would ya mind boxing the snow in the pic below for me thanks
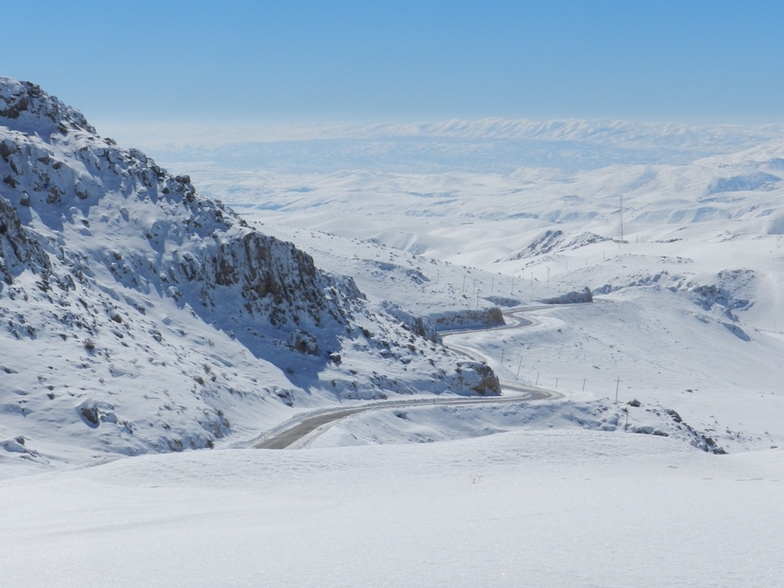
[2,432,782,587]
[305,397,724,452]
[439,297,784,453]
[142,120,784,454]
[4,78,784,586]
[0,77,498,476]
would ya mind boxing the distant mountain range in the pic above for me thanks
[104,115,784,174]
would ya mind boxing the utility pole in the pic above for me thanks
[500,348,505,365]
[615,376,621,405]
[582,378,586,391]
[517,356,523,378]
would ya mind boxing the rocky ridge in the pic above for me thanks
[0,78,498,473]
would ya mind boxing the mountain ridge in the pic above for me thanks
[0,77,498,475]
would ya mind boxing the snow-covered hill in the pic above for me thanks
[0,78,499,477]
[139,111,784,455]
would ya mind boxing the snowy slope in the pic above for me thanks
[2,431,783,587]
[3,81,784,588]
[133,112,784,455]
[0,78,499,477]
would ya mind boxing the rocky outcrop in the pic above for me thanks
[0,78,95,135]
[432,307,505,331]
[0,194,50,285]
[542,287,593,305]
[381,301,440,342]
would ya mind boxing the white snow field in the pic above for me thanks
[3,78,784,586]
[1,433,782,588]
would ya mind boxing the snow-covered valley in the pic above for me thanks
[164,122,784,456]
[3,77,784,586]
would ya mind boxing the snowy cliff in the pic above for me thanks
[0,78,498,474]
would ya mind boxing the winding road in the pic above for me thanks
[253,305,562,450]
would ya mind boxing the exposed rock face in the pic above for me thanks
[542,287,593,305]
[432,307,505,331]
[382,301,441,342]
[0,79,95,135]
[456,361,501,395]
[0,194,50,284]
[0,78,361,352]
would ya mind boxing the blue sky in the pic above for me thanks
[4,1,784,125]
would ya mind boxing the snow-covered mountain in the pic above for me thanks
[153,108,784,456]
[105,114,784,175]
[0,78,499,475]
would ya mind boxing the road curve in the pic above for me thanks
[253,391,550,449]
[254,304,563,450]
[439,305,545,391]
